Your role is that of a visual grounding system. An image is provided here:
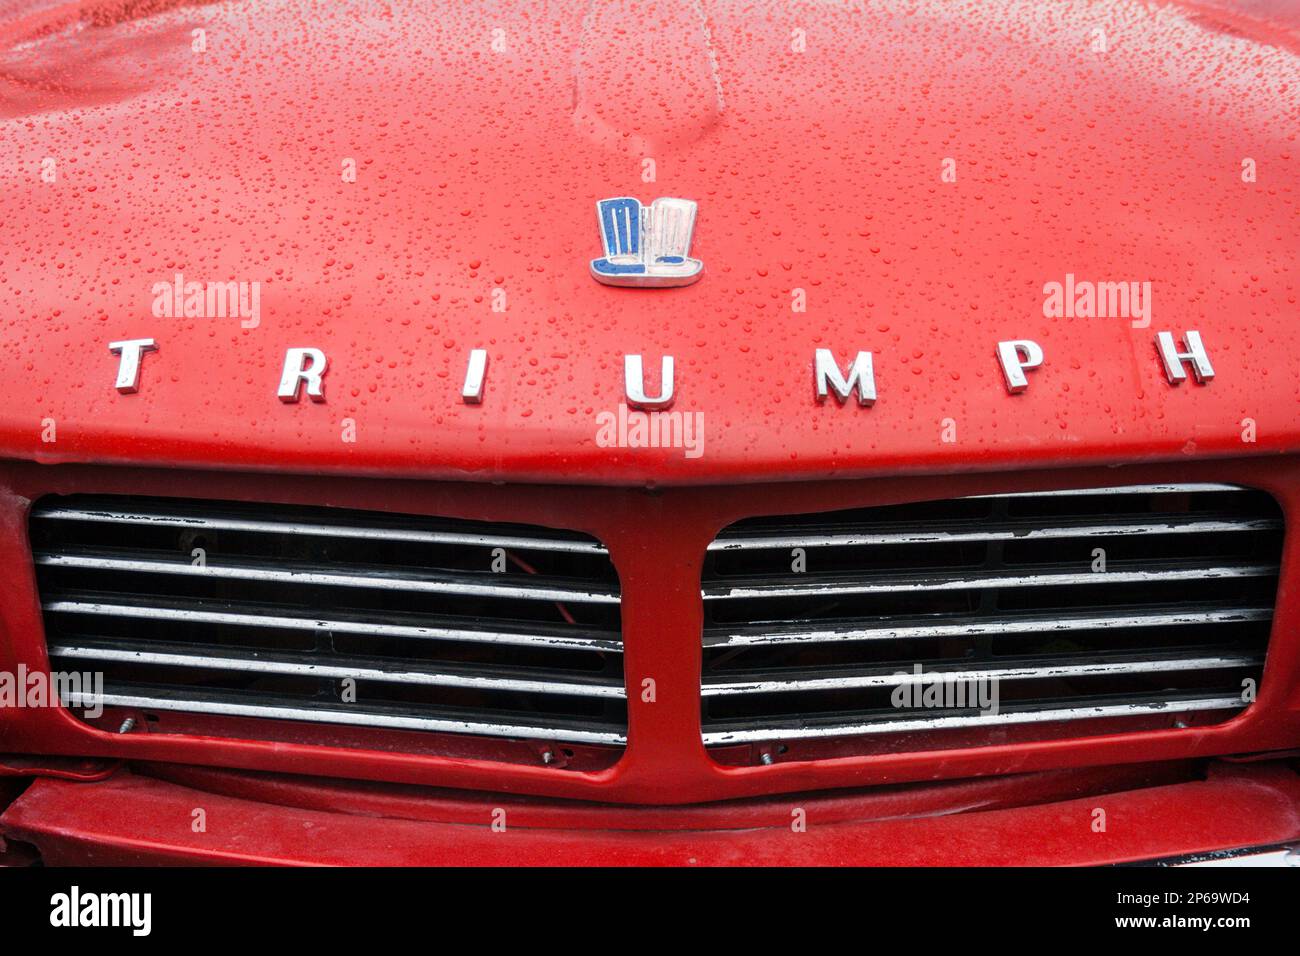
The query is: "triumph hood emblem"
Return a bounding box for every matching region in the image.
[590,197,704,288]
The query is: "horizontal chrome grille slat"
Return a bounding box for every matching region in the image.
[43,599,622,652]
[35,552,620,604]
[705,605,1275,647]
[31,506,607,555]
[61,690,628,746]
[33,495,626,754]
[701,695,1246,745]
[708,517,1279,551]
[704,562,1275,600]
[49,642,625,699]
[702,650,1262,696]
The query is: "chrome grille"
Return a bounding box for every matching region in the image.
[33,496,626,748]
[701,484,1283,750]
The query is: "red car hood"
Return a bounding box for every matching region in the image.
[1,0,1297,485]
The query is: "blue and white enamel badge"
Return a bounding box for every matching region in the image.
[590,197,703,288]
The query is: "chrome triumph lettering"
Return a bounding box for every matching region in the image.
[107,331,1216,402]
[814,348,876,406]
[107,338,158,393]
[277,347,328,403]
[996,339,1045,393]
[1155,330,1215,384]
[461,348,489,404]
[624,354,675,410]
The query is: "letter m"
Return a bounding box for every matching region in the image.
[814,349,876,406]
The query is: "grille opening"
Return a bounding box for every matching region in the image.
[701,484,1283,756]
[33,495,627,758]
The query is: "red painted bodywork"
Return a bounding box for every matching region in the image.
[0,0,1297,484]
[4,760,1299,865]
[1,0,1299,863]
